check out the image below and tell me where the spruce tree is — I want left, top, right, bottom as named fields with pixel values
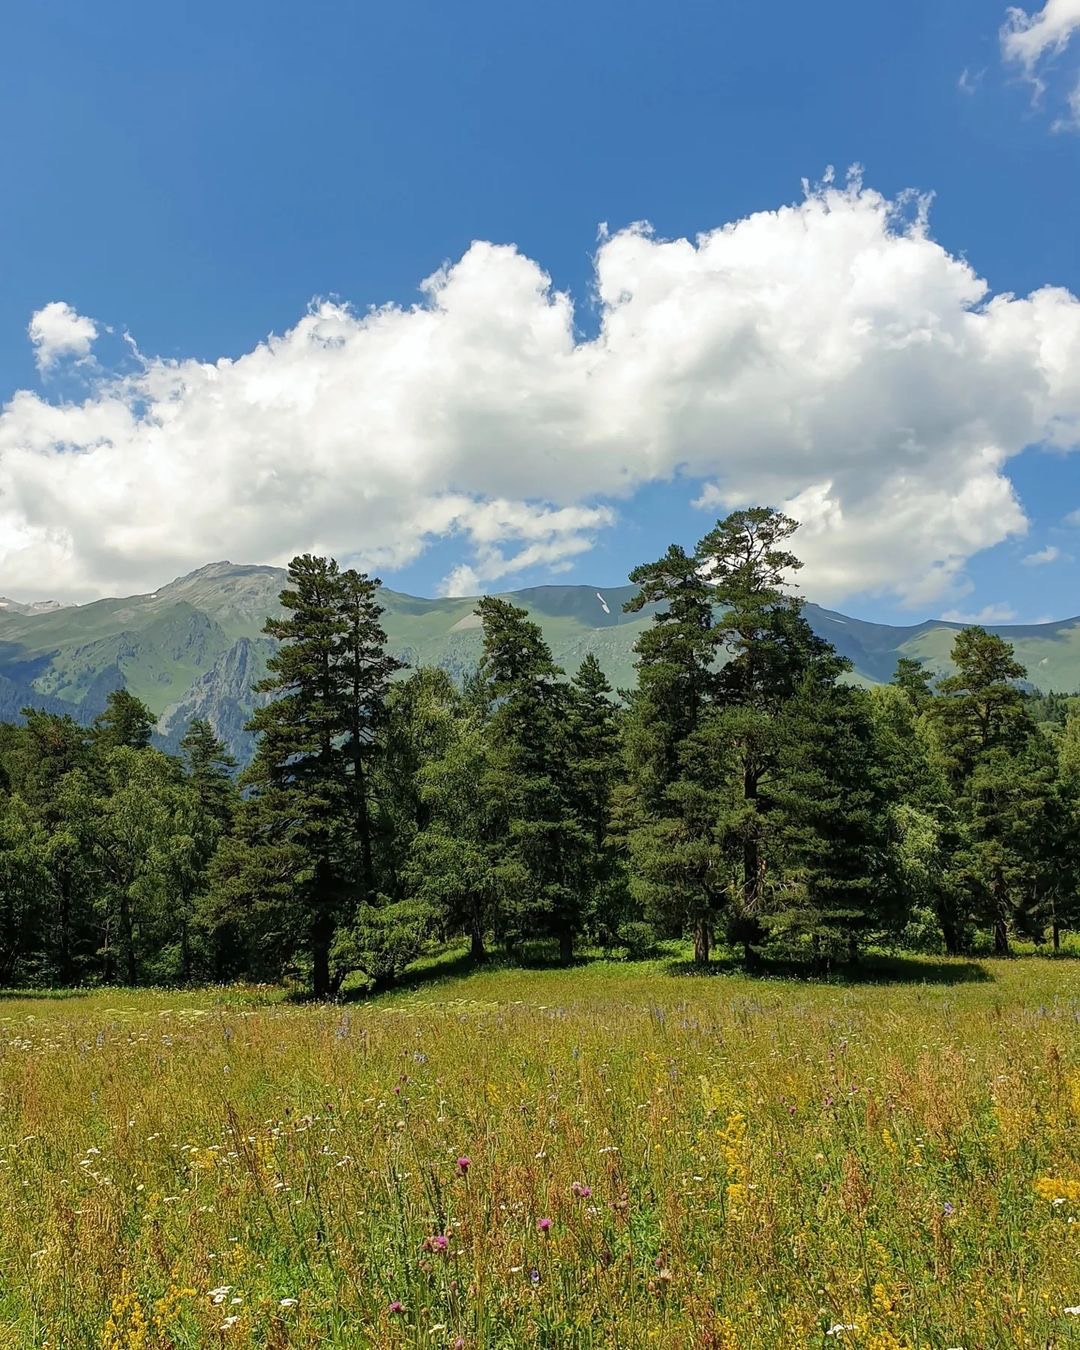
left=929, top=627, right=1037, bottom=954
left=566, top=654, right=626, bottom=944
left=232, top=555, right=348, bottom=996
left=476, top=597, right=587, bottom=962
left=180, top=718, right=237, bottom=832
left=775, top=681, right=900, bottom=962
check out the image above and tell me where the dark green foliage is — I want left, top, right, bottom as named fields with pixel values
left=620, top=544, right=720, bottom=962
left=205, top=555, right=401, bottom=996
left=92, top=688, right=155, bottom=751
left=927, top=627, right=1061, bottom=954
left=474, top=597, right=589, bottom=961
left=2, top=522, right=1078, bottom=992
left=893, top=657, right=936, bottom=708
left=180, top=718, right=237, bottom=831
left=567, top=655, right=627, bottom=944
left=331, top=898, right=437, bottom=988
left=773, top=681, right=899, bottom=961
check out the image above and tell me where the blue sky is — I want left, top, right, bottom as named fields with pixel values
left=2, top=0, right=1080, bottom=621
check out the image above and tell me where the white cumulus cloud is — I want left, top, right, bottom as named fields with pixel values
left=1002, top=0, right=1080, bottom=127
left=941, top=603, right=1019, bottom=624
left=3, top=172, right=1080, bottom=605
left=27, top=301, right=99, bottom=373
left=1022, top=544, right=1062, bottom=564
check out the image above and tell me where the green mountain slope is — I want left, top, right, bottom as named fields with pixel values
left=2, top=562, right=1078, bottom=761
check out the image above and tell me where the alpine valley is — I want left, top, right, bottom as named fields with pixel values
left=1, top=561, right=1078, bottom=764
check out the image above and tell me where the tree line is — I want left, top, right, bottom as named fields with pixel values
left=1, top=508, right=1078, bottom=993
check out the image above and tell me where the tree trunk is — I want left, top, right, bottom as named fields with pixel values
left=312, top=934, right=331, bottom=999
left=470, top=922, right=488, bottom=963
left=352, top=750, right=376, bottom=904
left=559, top=926, right=574, bottom=965
left=311, top=864, right=334, bottom=998
left=743, top=765, right=759, bottom=916
left=59, top=870, right=74, bottom=985
left=693, top=919, right=711, bottom=966
left=119, top=891, right=136, bottom=985
left=940, top=911, right=964, bottom=955
left=1052, top=921, right=1061, bottom=953
left=992, top=912, right=1010, bottom=956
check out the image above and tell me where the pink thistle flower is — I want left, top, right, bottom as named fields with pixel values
left=537, top=1217, right=552, bottom=1233
left=572, top=1182, right=592, bottom=1199
left=456, top=1156, right=471, bottom=1175
left=389, top=1301, right=404, bottom=1314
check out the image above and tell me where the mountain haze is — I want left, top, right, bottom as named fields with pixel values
left=1, top=562, right=1078, bottom=761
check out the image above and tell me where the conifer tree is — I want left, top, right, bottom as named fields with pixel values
left=92, top=688, right=155, bottom=751
left=566, top=654, right=626, bottom=943
left=476, top=597, right=587, bottom=962
left=774, top=681, right=900, bottom=962
left=620, top=545, right=719, bottom=962
left=696, top=508, right=844, bottom=956
left=929, top=627, right=1039, bottom=954
left=893, top=657, right=935, bottom=708
left=180, top=718, right=237, bottom=832
left=336, top=569, right=404, bottom=903
left=219, top=555, right=348, bottom=996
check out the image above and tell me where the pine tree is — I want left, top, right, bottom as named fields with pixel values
left=620, top=545, right=719, bottom=962
left=92, top=689, right=155, bottom=751
left=336, top=570, right=404, bottom=904
left=893, top=657, right=935, bottom=708
left=696, top=508, right=844, bottom=957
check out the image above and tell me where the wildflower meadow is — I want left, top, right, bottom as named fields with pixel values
left=0, top=953, right=1077, bottom=1347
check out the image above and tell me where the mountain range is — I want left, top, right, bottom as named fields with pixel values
left=1, top=561, right=1078, bottom=763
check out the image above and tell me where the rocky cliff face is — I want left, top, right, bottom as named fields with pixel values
left=157, top=636, right=275, bottom=761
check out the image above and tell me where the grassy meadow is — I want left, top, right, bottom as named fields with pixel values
left=0, top=953, right=1077, bottom=1347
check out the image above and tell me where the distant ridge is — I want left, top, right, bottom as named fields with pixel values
left=1, top=562, right=1078, bottom=761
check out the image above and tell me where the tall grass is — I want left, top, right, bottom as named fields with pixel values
left=0, top=954, right=1076, bottom=1346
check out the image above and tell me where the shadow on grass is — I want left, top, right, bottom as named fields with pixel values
left=663, top=952, right=993, bottom=986
left=334, top=941, right=609, bottom=1004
